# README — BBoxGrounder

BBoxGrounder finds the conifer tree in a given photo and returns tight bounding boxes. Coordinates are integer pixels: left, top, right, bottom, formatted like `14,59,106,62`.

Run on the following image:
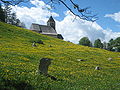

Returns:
0,4,5,22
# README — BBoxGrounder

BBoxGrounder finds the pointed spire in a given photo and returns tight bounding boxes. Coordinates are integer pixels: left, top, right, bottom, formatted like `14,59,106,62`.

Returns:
47,16,55,30
48,16,55,22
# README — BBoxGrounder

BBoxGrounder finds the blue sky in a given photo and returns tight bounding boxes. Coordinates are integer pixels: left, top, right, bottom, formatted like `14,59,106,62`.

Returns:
44,0,120,32
80,0,120,32
12,0,120,43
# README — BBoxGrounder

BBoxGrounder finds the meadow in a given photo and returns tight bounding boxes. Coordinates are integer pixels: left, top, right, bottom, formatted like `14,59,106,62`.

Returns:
0,22,120,90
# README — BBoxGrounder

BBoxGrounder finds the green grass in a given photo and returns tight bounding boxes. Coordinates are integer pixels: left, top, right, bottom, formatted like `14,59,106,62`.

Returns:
0,21,120,90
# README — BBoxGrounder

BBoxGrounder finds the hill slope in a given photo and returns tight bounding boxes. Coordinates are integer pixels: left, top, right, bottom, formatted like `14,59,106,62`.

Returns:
0,22,120,90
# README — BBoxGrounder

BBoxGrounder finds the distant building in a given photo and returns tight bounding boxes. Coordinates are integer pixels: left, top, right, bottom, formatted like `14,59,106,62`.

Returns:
30,16,63,39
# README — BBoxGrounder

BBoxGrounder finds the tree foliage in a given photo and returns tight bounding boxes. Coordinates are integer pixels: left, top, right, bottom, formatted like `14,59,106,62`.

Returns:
107,39,114,51
79,37,92,47
114,37,120,46
0,4,5,22
113,37,120,52
0,3,26,28
107,37,120,52
94,39,103,48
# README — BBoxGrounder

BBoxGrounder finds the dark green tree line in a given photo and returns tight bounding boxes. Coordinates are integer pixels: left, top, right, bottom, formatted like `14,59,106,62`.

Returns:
79,37,120,52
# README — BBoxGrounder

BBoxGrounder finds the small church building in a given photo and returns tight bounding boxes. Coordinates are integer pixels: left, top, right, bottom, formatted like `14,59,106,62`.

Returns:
30,16,63,39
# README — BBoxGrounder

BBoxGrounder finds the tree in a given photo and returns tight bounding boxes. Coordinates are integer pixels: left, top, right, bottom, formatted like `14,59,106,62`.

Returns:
114,37,120,46
4,3,12,23
103,42,108,50
94,39,103,48
0,3,5,22
0,0,98,22
113,37,120,52
15,19,21,26
10,12,17,25
116,46,120,52
79,37,92,47
107,39,114,51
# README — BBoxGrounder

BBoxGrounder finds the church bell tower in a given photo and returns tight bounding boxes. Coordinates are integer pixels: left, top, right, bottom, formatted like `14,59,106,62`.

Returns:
47,16,55,30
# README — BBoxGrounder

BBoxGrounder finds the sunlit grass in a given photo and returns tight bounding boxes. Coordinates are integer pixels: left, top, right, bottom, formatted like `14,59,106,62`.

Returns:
0,22,120,89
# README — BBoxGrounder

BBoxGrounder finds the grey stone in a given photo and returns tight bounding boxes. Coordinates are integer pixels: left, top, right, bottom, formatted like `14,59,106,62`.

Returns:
95,66,101,70
32,42,36,47
77,59,85,61
108,58,112,61
36,40,44,44
39,58,52,75
47,74,57,80
49,45,52,47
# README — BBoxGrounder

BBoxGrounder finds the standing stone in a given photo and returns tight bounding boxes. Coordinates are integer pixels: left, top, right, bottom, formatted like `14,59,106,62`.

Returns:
38,58,52,75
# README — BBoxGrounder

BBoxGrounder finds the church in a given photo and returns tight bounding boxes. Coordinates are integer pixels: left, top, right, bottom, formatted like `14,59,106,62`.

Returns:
30,16,63,39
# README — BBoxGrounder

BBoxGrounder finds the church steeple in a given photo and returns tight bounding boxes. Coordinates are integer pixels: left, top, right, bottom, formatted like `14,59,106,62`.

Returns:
47,16,55,30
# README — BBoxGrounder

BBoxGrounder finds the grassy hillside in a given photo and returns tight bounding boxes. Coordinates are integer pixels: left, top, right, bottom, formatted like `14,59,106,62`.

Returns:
0,22,120,90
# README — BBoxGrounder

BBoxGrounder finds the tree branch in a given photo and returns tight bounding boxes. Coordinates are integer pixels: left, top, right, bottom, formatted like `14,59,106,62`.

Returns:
0,0,98,21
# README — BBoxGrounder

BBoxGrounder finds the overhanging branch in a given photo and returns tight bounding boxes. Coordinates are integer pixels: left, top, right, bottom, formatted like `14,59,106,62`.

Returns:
0,0,98,21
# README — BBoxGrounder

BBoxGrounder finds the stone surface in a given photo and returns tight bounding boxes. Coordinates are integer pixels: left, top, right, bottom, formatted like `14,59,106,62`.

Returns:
32,42,36,47
39,58,52,75
47,74,57,80
49,45,52,47
95,66,101,70
36,40,44,44
108,58,112,61
77,59,85,61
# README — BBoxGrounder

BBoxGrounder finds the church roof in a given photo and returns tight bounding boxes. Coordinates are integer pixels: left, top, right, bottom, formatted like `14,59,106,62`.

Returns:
47,16,55,22
30,23,57,34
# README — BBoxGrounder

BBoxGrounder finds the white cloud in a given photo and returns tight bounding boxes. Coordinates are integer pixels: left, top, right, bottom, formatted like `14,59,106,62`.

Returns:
11,0,120,44
57,15,104,43
105,12,120,23
11,0,59,28
103,29,120,42
57,14,120,43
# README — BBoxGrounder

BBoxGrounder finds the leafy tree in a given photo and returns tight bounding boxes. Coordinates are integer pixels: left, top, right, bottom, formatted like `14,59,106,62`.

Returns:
3,4,25,27
113,37,120,52
15,19,21,26
103,42,108,50
116,46,120,52
107,39,114,51
94,39,103,48
0,0,97,22
79,37,92,47
0,3,5,22
114,37,120,46
10,12,17,25
4,3,12,23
